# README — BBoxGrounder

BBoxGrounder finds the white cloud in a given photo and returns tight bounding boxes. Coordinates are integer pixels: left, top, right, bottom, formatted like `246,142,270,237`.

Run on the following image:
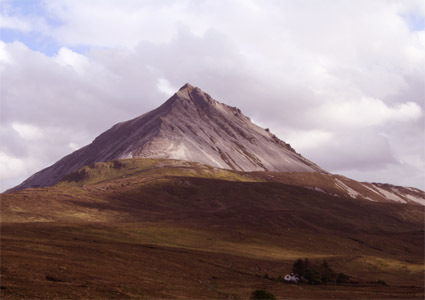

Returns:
0,151,26,179
0,14,32,31
0,151,46,191
156,78,176,97
42,0,191,48
285,130,333,150
312,97,422,128
55,47,91,73
68,142,79,151
0,151,46,192
0,1,49,34
0,40,12,65
12,122,44,141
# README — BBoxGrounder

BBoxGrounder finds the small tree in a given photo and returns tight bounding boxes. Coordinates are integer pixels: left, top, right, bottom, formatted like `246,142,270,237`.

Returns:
250,289,277,300
303,269,322,285
292,258,305,277
320,260,337,284
336,273,350,284
377,280,387,286
304,258,309,270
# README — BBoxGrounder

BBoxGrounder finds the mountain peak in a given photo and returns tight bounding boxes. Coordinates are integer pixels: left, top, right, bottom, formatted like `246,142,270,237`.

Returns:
173,83,216,108
178,83,195,91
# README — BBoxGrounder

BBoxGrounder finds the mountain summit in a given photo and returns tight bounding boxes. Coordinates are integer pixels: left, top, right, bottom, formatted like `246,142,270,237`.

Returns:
9,83,327,191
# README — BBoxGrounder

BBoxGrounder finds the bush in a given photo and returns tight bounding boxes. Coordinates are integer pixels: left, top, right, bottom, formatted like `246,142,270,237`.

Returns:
320,260,337,284
292,258,306,277
336,273,350,284
250,290,277,300
304,258,309,270
303,269,322,285
377,280,387,286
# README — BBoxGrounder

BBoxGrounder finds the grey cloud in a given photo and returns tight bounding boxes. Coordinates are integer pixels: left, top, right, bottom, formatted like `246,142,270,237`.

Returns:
305,130,398,171
0,125,28,157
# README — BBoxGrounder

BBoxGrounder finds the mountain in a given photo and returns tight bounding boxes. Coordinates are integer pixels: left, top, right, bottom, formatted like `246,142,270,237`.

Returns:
8,83,326,192
7,83,425,205
2,84,424,299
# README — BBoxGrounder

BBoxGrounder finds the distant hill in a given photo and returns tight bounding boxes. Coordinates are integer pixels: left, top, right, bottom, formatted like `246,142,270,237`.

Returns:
3,158,424,223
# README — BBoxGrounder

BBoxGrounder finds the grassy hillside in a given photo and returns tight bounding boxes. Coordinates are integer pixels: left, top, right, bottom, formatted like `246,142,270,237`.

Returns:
57,158,259,187
1,158,424,299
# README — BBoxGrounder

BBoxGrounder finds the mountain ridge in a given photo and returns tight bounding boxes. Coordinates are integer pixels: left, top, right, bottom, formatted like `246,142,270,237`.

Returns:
8,83,327,192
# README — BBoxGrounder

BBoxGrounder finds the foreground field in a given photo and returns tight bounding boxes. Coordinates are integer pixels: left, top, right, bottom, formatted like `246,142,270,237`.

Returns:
1,222,423,299
1,159,424,299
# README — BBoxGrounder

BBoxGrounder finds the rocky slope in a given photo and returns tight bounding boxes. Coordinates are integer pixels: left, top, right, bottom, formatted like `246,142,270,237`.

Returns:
8,83,326,192
254,171,425,206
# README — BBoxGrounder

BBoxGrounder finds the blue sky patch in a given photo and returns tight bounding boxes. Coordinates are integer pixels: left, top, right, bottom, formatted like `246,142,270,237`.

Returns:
402,12,425,31
0,28,59,56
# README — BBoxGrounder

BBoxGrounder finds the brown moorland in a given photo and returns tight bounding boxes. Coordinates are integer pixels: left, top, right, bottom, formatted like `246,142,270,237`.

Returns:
1,159,424,299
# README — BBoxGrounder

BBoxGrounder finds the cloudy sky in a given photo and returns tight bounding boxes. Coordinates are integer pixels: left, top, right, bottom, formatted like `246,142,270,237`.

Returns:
0,0,424,191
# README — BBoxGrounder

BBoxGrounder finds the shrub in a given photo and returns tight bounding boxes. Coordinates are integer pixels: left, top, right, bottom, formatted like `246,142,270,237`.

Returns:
292,258,306,277
377,280,387,286
336,273,350,284
303,269,322,285
304,258,309,270
250,290,277,300
320,260,337,284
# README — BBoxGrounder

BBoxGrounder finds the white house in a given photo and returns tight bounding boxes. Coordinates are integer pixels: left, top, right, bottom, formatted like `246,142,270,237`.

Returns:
284,273,299,283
